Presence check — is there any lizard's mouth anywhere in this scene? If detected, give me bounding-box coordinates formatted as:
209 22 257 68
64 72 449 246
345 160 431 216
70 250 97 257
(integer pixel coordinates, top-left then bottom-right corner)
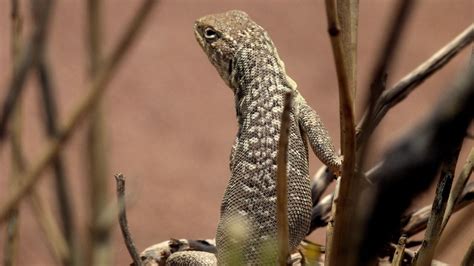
227 59 233 78
193 23 205 48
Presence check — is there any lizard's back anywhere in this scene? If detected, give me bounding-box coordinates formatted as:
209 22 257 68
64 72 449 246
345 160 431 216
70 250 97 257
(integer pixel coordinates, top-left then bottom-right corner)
195 10 312 264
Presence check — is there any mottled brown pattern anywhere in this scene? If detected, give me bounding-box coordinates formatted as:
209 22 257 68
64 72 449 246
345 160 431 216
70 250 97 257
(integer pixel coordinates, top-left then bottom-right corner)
187 10 340 264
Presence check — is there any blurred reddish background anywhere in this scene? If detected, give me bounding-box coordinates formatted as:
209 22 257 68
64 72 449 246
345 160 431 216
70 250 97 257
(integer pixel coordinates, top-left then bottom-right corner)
0 0 472 265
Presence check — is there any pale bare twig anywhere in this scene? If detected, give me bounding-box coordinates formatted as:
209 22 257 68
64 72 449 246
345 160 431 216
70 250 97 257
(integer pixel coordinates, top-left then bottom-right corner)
115 174 142 266
441 148 474 232
323 0 357 264
391 236 407 266
276 92 292 266
356 24 474 146
0 0 157 222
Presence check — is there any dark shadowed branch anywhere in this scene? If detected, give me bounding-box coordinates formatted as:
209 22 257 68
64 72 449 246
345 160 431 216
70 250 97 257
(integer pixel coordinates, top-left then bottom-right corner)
414 141 462 264
310 166 336 206
115 174 141 266
309 193 333 233
401 181 474 239
355 65 474 265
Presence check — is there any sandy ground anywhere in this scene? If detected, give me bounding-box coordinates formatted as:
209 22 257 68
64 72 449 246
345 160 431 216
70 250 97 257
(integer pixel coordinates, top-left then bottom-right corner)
0 0 473 265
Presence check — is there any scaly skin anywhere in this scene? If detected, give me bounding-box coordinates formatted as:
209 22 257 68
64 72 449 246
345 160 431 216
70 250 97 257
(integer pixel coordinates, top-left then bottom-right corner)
167 10 341 265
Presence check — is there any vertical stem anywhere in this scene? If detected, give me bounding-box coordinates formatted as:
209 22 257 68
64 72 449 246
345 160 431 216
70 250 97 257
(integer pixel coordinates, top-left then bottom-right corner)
86 0 111 265
4 1 22 265
324 0 358 264
37 57 76 266
276 92 292 266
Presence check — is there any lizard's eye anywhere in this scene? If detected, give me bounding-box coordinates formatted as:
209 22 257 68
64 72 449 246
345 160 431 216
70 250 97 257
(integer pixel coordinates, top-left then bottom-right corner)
204 27 218 40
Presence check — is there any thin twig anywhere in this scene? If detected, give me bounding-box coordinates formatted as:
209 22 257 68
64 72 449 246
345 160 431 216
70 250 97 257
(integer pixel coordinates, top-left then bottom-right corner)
414 144 462 265
276 92 292 266
115 174 141 266
36 57 75 265
323 0 358 264
0 0 53 141
401 181 474 239
356 65 473 265
4 1 23 265
441 148 474 232
0 0 157 222
28 192 70 262
356 24 474 145
9 77 69 264
391 236 407 266
356 0 415 150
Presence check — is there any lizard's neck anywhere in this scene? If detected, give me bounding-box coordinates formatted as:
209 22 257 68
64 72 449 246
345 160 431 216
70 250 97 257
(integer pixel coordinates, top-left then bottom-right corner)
230 50 291 122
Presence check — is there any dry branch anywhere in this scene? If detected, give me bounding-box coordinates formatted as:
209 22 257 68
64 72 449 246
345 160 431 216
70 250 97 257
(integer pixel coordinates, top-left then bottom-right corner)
401 181 474 238
4 1 23 265
0 0 53 141
0 0 157 223
414 146 460 265
85 0 111 265
355 65 474 265
323 0 357 264
36 57 75 263
391 236 407 266
441 148 474 231
115 174 141 266
276 92 292 265
356 0 414 152
356 24 474 146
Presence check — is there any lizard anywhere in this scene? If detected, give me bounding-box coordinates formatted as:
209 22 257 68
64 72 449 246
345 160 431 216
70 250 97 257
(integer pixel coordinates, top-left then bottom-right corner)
166 10 342 265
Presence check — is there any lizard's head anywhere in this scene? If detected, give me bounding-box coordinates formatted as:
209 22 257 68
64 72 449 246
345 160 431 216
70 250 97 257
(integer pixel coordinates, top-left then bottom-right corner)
194 10 269 89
